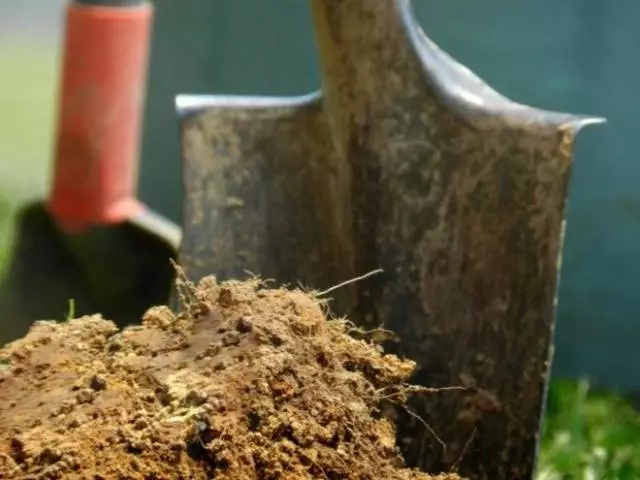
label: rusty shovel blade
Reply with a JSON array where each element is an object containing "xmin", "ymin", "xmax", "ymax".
[{"xmin": 175, "ymin": 0, "xmax": 604, "ymax": 478}]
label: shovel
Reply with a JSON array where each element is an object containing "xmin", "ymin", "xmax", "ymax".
[
  {"xmin": 175, "ymin": 0, "xmax": 604, "ymax": 478},
  {"xmin": 0, "ymin": 0, "xmax": 180, "ymax": 345}
]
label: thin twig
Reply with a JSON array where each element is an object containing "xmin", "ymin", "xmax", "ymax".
[
  {"xmin": 317, "ymin": 269, "xmax": 384, "ymax": 297},
  {"xmin": 243, "ymin": 270, "xmax": 275, "ymax": 286},
  {"xmin": 402, "ymin": 384, "xmax": 468, "ymax": 394},
  {"xmin": 401, "ymin": 405, "xmax": 447, "ymax": 455},
  {"xmin": 242, "ymin": 269, "xmax": 258, "ymax": 278},
  {"xmin": 450, "ymin": 427, "xmax": 477, "ymax": 472},
  {"xmin": 297, "ymin": 448, "xmax": 330, "ymax": 480},
  {"xmin": 376, "ymin": 384, "xmax": 468, "ymax": 399},
  {"xmin": 346, "ymin": 327, "xmax": 395, "ymax": 337}
]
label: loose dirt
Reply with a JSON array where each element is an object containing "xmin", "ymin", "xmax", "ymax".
[{"xmin": 0, "ymin": 273, "xmax": 461, "ymax": 479}]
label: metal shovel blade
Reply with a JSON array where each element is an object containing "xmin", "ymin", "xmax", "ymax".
[{"xmin": 176, "ymin": 0, "xmax": 604, "ymax": 478}]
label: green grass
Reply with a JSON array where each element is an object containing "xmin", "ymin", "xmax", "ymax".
[
  {"xmin": 538, "ymin": 380, "xmax": 640, "ymax": 479},
  {"xmin": 1, "ymin": 40, "xmax": 640, "ymax": 480},
  {"xmin": 0, "ymin": 41, "xmax": 57, "ymax": 274}
]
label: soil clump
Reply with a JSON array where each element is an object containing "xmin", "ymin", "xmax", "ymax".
[{"xmin": 0, "ymin": 274, "xmax": 461, "ymax": 479}]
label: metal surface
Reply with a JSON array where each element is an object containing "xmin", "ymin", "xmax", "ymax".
[
  {"xmin": 177, "ymin": 0, "xmax": 604, "ymax": 478},
  {"xmin": 140, "ymin": 0, "xmax": 640, "ymax": 394}
]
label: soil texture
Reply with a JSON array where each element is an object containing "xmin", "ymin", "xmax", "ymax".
[{"xmin": 0, "ymin": 273, "xmax": 461, "ymax": 480}]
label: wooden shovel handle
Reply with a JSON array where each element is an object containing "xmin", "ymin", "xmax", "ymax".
[{"xmin": 47, "ymin": 1, "xmax": 153, "ymax": 233}]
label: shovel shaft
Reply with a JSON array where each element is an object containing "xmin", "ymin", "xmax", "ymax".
[
  {"xmin": 311, "ymin": 0, "xmax": 410, "ymax": 141},
  {"xmin": 74, "ymin": 0, "xmax": 145, "ymax": 5},
  {"xmin": 47, "ymin": 1, "xmax": 153, "ymax": 233}
]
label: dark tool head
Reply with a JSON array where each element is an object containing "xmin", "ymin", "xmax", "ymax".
[
  {"xmin": 176, "ymin": 0, "xmax": 604, "ymax": 478},
  {"xmin": 0, "ymin": 203, "xmax": 180, "ymax": 346}
]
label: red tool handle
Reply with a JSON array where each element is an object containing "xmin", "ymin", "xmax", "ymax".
[{"xmin": 47, "ymin": 1, "xmax": 153, "ymax": 233}]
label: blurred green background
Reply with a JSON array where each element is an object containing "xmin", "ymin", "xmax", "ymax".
[
  {"xmin": 0, "ymin": 42, "xmax": 56, "ymax": 274},
  {"xmin": 0, "ymin": 2, "xmax": 60, "ymax": 267},
  {"xmin": 1, "ymin": 2, "xmax": 640, "ymax": 479}
]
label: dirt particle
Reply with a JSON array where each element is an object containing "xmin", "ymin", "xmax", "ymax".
[
  {"xmin": 89, "ymin": 374, "xmax": 107, "ymax": 391},
  {"xmin": 221, "ymin": 331, "xmax": 241, "ymax": 347},
  {"xmin": 133, "ymin": 418, "xmax": 149, "ymax": 431},
  {"xmin": 75, "ymin": 388, "xmax": 96, "ymax": 405},
  {"xmin": 130, "ymin": 457, "xmax": 141, "ymax": 471},
  {"xmin": 183, "ymin": 390, "xmax": 208, "ymax": 407},
  {"xmin": 142, "ymin": 305, "xmax": 176, "ymax": 329},
  {"xmin": 217, "ymin": 288, "xmax": 236, "ymax": 307},
  {"xmin": 67, "ymin": 418, "xmax": 81, "ymax": 429},
  {"xmin": 36, "ymin": 446, "xmax": 63, "ymax": 465},
  {"xmin": 106, "ymin": 337, "xmax": 124, "ymax": 352},
  {"xmin": 236, "ymin": 316, "xmax": 253, "ymax": 333}
]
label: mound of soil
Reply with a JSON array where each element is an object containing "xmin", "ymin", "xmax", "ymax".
[{"xmin": 0, "ymin": 274, "xmax": 461, "ymax": 480}]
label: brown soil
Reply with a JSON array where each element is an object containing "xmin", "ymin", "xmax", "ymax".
[{"xmin": 0, "ymin": 274, "xmax": 461, "ymax": 480}]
